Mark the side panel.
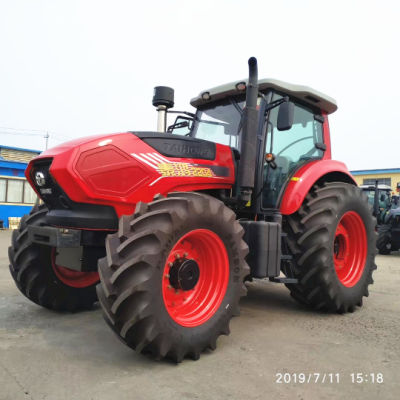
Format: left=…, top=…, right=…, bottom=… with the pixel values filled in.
left=279, top=159, right=356, bottom=215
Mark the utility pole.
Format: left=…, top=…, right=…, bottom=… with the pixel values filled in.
left=44, top=132, right=49, bottom=150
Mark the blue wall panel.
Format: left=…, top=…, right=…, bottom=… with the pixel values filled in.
left=0, top=160, right=28, bottom=177
left=0, top=168, right=26, bottom=177
left=0, top=205, right=33, bottom=228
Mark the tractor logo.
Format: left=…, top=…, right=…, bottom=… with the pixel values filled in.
left=157, top=162, right=214, bottom=177
left=131, top=152, right=215, bottom=179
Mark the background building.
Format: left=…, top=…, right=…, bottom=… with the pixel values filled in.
left=0, top=145, right=40, bottom=228
left=351, top=168, right=400, bottom=193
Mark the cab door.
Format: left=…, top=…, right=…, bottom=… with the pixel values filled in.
left=262, top=94, right=325, bottom=209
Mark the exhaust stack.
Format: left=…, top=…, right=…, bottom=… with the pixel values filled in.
left=238, top=57, right=259, bottom=204
left=152, top=86, right=174, bottom=132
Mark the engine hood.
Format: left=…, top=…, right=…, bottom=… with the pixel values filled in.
left=26, top=132, right=235, bottom=218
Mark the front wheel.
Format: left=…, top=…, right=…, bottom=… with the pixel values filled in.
left=283, top=182, right=377, bottom=313
left=96, top=192, right=249, bottom=362
left=8, top=205, right=99, bottom=311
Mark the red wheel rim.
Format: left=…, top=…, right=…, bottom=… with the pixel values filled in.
left=333, top=211, right=367, bottom=287
left=162, top=229, right=229, bottom=327
left=51, top=248, right=99, bottom=288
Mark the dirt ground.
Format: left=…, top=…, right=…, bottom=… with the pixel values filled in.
left=0, top=229, right=399, bottom=400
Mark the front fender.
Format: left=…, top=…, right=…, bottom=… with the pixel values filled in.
left=279, top=159, right=356, bottom=215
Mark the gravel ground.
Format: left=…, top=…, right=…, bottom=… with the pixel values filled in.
left=1, top=229, right=399, bottom=400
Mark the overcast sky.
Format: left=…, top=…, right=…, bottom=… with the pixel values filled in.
left=1, top=0, right=399, bottom=170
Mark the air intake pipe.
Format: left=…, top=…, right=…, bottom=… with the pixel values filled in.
left=152, top=86, right=174, bottom=132
left=238, top=57, right=259, bottom=204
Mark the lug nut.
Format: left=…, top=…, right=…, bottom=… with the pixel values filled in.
left=184, top=252, right=188, bottom=257
left=175, top=253, right=180, bottom=259
left=165, top=274, right=170, bottom=279
left=168, top=262, right=173, bottom=267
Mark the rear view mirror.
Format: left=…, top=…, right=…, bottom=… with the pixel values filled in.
left=277, top=101, right=294, bottom=131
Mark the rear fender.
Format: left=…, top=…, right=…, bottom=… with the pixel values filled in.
left=279, top=159, right=356, bottom=215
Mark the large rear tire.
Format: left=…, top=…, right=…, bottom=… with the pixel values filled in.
left=97, top=192, right=249, bottom=362
left=283, top=182, right=377, bottom=313
left=8, top=205, right=99, bottom=311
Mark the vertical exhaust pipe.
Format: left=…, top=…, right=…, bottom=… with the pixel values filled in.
left=373, top=179, right=380, bottom=218
left=152, top=86, right=175, bottom=132
left=238, top=57, right=259, bottom=204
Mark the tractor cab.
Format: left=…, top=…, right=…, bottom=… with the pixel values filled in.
left=360, top=183, right=392, bottom=224
left=159, top=76, right=337, bottom=213
left=360, top=184, right=391, bottom=206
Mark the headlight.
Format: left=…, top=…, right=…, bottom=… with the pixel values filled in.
left=34, top=171, right=46, bottom=187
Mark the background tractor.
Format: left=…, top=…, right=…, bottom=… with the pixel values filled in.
left=360, top=183, right=392, bottom=224
left=361, top=181, right=400, bottom=254
left=9, top=58, right=377, bottom=362
left=376, top=207, right=400, bottom=254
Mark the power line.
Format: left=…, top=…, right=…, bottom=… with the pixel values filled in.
left=1, top=127, right=73, bottom=142
left=52, top=133, right=72, bottom=141
left=0, top=127, right=74, bottom=150
left=0, top=130, right=41, bottom=137
left=0, top=126, right=47, bottom=133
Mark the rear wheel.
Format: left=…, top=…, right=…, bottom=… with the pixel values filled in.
left=283, top=182, right=377, bottom=312
left=97, top=192, right=249, bottom=362
left=8, top=205, right=99, bottom=311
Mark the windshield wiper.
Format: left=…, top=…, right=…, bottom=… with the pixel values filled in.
left=167, top=110, right=196, bottom=118
left=230, top=98, right=244, bottom=116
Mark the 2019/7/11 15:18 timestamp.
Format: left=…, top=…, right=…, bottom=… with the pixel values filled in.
left=275, top=372, right=384, bottom=384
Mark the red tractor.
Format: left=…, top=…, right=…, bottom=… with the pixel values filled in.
left=9, top=58, right=376, bottom=362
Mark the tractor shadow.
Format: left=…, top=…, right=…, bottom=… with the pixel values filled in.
left=240, top=280, right=318, bottom=316
left=4, top=279, right=329, bottom=368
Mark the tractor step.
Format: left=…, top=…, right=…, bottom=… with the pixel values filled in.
left=269, top=276, right=298, bottom=284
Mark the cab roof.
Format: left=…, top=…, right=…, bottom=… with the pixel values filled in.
left=360, top=184, right=392, bottom=191
left=190, top=78, right=338, bottom=114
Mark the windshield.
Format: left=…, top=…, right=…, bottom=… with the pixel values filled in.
left=363, top=189, right=391, bottom=208
left=191, top=98, right=245, bottom=149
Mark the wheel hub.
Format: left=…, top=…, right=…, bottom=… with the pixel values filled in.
left=169, top=258, right=200, bottom=291
left=162, top=229, right=230, bottom=327
left=333, top=211, right=367, bottom=287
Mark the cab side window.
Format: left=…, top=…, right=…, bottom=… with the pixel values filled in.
left=262, top=95, right=324, bottom=208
